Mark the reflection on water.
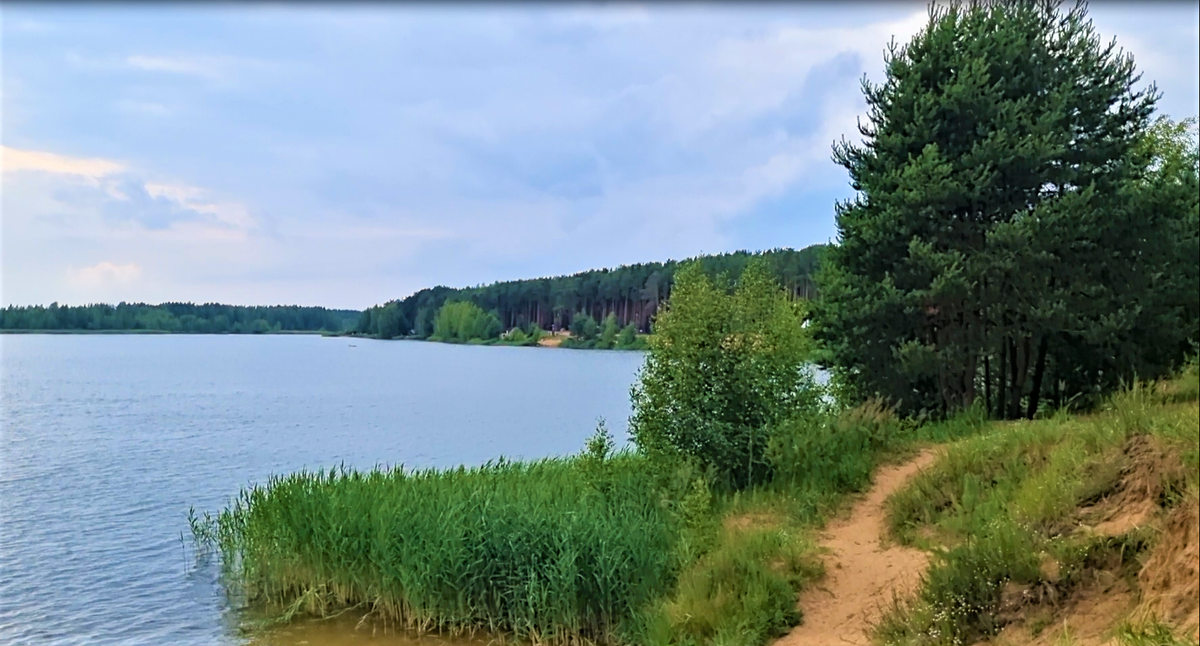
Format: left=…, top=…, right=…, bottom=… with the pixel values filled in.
left=0, top=334, right=643, bottom=645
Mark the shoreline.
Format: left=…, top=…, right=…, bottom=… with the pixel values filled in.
left=3, top=328, right=651, bottom=351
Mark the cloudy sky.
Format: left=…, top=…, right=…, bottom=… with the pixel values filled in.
left=3, top=2, right=1197, bottom=310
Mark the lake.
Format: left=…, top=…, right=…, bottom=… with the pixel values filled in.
left=0, top=334, right=645, bottom=646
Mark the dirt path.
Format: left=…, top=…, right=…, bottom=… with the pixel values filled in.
left=776, top=450, right=938, bottom=646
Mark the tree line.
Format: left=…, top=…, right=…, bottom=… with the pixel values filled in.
left=357, top=246, right=827, bottom=340
left=0, top=302, right=360, bottom=334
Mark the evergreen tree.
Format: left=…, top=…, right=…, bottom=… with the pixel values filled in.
left=814, top=0, right=1179, bottom=418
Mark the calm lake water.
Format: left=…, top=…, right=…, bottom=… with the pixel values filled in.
left=0, top=334, right=645, bottom=646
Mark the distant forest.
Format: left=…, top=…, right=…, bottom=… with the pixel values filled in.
left=0, top=302, right=359, bottom=334
left=358, top=245, right=828, bottom=339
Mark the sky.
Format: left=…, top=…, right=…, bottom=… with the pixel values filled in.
left=2, top=2, right=1197, bottom=310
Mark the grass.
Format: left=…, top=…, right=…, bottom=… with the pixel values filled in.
left=1115, top=621, right=1200, bottom=646
left=195, top=449, right=682, bottom=644
left=875, top=362, right=1200, bottom=646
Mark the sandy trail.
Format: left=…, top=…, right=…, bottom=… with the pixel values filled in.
left=776, top=450, right=938, bottom=646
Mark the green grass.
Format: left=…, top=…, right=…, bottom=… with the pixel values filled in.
left=1115, top=621, right=1200, bottom=646
left=195, top=451, right=681, bottom=644
left=875, top=365, right=1200, bottom=646
left=641, top=520, right=823, bottom=646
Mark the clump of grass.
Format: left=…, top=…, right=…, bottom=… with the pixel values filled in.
left=1115, top=620, right=1200, bottom=646
left=195, top=445, right=681, bottom=644
left=631, top=486, right=824, bottom=646
left=650, top=525, right=821, bottom=646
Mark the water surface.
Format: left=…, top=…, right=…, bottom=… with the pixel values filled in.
left=0, top=334, right=644, bottom=646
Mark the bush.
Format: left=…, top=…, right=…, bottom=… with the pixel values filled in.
left=644, top=525, right=821, bottom=646
left=570, top=313, right=599, bottom=342
left=430, top=301, right=502, bottom=343
left=630, top=259, right=821, bottom=490
left=618, top=324, right=639, bottom=348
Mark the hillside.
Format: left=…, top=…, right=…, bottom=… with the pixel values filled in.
left=357, top=245, right=827, bottom=339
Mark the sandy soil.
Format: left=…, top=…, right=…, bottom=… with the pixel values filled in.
left=775, top=450, right=938, bottom=646
left=989, top=577, right=1135, bottom=646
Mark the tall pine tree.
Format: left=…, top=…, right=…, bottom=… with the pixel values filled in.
left=813, top=0, right=1186, bottom=418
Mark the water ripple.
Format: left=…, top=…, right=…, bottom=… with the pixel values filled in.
left=0, top=334, right=643, bottom=645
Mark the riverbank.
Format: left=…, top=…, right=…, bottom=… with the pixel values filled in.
left=193, top=365, right=1198, bottom=646
left=327, top=328, right=650, bottom=351
left=190, top=388, right=988, bottom=643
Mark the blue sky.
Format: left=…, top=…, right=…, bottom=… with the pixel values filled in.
left=3, top=2, right=1197, bottom=309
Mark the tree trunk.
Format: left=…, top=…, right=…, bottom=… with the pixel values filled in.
left=1008, top=334, right=1029, bottom=420
left=1026, top=335, right=1049, bottom=420
left=984, top=353, right=992, bottom=414
left=997, top=336, right=1009, bottom=419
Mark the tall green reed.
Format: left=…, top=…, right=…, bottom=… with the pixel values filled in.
left=195, top=453, right=680, bottom=644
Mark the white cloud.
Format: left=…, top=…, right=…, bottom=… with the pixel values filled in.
left=125, top=54, right=224, bottom=80
left=144, top=182, right=255, bottom=233
left=704, top=10, right=928, bottom=118
left=68, top=261, right=143, bottom=287
left=2, top=146, right=126, bottom=182
left=3, top=148, right=257, bottom=243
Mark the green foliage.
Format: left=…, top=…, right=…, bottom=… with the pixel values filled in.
left=579, top=419, right=618, bottom=493
left=358, top=246, right=827, bottom=341
left=598, top=313, right=620, bottom=349
left=570, top=312, right=600, bottom=342
left=561, top=319, right=648, bottom=351
left=813, top=0, right=1197, bottom=420
left=766, top=401, right=906, bottom=515
left=1115, top=621, right=1199, bottom=646
left=641, top=525, right=822, bottom=646
left=630, top=259, right=820, bottom=490
left=618, top=324, right=639, bottom=348
left=362, top=301, right=409, bottom=339
left=0, top=302, right=358, bottom=333
left=196, top=453, right=680, bottom=644
left=430, top=301, right=502, bottom=343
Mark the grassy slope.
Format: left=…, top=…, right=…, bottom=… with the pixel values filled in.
left=877, top=366, right=1200, bottom=646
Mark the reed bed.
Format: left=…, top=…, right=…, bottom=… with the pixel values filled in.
left=198, top=454, right=679, bottom=644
